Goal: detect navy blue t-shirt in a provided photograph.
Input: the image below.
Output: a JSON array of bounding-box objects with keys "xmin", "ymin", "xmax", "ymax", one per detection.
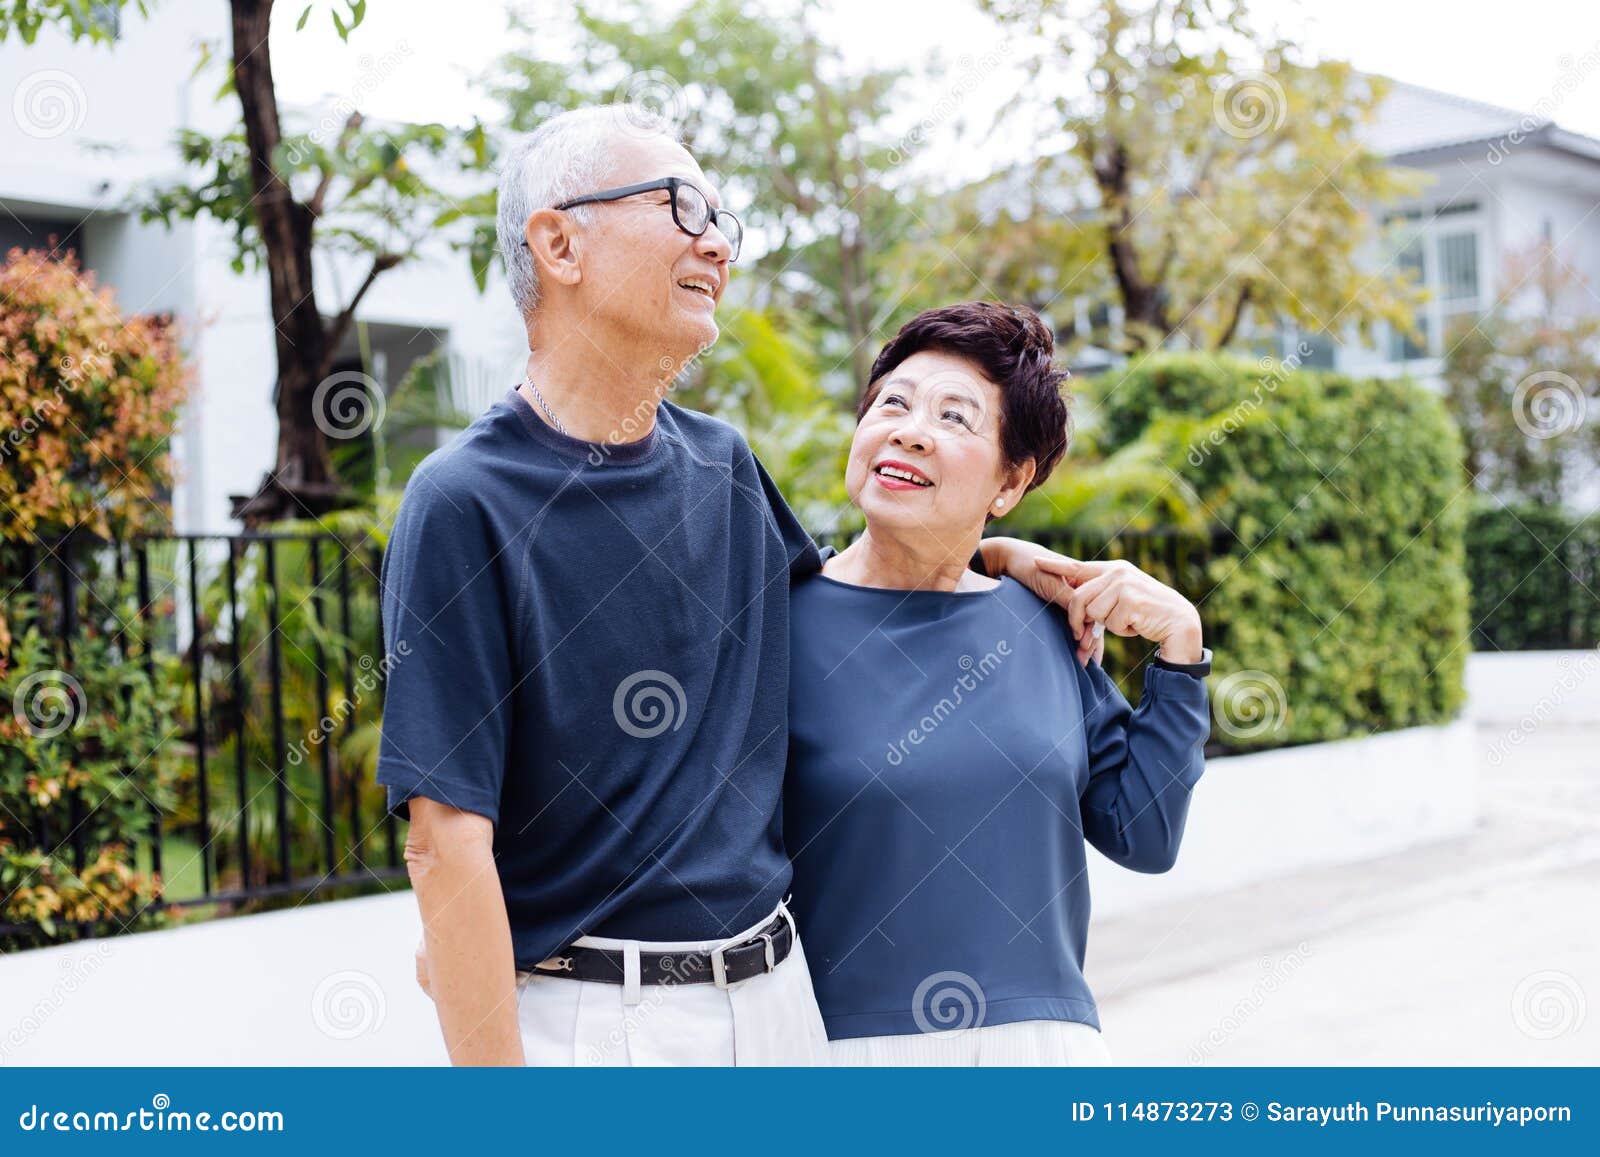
[
  {"xmin": 376, "ymin": 389, "xmax": 819, "ymax": 970},
  {"xmin": 784, "ymin": 564, "xmax": 1209, "ymax": 1040}
]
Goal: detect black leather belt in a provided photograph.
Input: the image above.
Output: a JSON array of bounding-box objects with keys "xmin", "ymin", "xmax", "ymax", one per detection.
[{"xmin": 531, "ymin": 910, "xmax": 795, "ymax": 988}]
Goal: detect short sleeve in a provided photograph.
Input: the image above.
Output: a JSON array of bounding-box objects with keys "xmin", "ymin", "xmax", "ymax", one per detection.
[
  {"xmin": 751, "ymin": 451, "xmax": 822, "ymax": 578},
  {"xmin": 375, "ymin": 466, "xmax": 518, "ymax": 825}
]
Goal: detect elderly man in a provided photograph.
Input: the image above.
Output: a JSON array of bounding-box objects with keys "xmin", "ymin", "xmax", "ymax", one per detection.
[{"xmin": 376, "ymin": 105, "xmax": 829, "ymax": 1066}]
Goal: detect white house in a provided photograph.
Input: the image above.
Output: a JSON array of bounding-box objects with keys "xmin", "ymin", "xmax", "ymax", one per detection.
[
  {"xmin": 1311, "ymin": 79, "xmax": 1600, "ymax": 381},
  {"xmin": 0, "ymin": 2, "xmax": 527, "ymax": 534},
  {"xmin": 4, "ymin": 7, "xmax": 1597, "ymax": 532}
]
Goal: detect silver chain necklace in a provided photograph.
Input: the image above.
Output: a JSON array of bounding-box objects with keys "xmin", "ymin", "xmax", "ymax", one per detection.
[{"xmin": 523, "ymin": 377, "xmax": 566, "ymax": 435}]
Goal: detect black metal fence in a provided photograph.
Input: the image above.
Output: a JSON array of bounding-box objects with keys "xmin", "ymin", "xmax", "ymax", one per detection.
[
  {"xmin": 2, "ymin": 525, "xmax": 1210, "ymax": 945},
  {"xmin": 0, "ymin": 531, "xmax": 405, "ymax": 941}
]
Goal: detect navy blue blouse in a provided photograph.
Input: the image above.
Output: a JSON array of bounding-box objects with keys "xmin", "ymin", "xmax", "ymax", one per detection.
[{"xmin": 784, "ymin": 563, "xmax": 1210, "ymax": 1040}]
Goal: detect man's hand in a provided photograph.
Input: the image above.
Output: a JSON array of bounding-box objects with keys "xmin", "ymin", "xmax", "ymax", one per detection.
[{"xmin": 980, "ymin": 537, "xmax": 1201, "ymax": 666}]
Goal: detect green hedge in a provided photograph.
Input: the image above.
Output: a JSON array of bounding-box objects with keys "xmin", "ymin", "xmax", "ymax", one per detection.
[
  {"xmin": 1467, "ymin": 503, "xmax": 1600, "ymax": 651},
  {"xmin": 1082, "ymin": 354, "xmax": 1470, "ymax": 751}
]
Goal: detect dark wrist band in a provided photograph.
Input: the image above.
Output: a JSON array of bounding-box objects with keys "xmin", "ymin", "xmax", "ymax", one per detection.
[{"xmin": 1153, "ymin": 646, "xmax": 1212, "ymax": 677}]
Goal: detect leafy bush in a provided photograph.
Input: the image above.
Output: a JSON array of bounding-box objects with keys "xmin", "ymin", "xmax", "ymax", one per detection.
[
  {"xmin": 1035, "ymin": 353, "xmax": 1471, "ymax": 751},
  {"xmin": 1466, "ymin": 502, "xmax": 1600, "ymax": 651},
  {"xmin": 0, "ymin": 246, "xmax": 190, "ymax": 947},
  {"xmin": 0, "ymin": 247, "xmax": 188, "ymax": 541},
  {"xmin": 0, "ymin": 584, "xmax": 183, "ymax": 947}
]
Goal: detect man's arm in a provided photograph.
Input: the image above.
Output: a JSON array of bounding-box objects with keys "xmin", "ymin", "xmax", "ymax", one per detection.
[{"xmin": 405, "ymin": 797, "xmax": 524, "ymax": 1066}]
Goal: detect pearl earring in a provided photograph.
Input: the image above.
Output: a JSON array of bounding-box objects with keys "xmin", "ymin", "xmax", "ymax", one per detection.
[{"xmin": 993, "ymin": 498, "xmax": 1005, "ymax": 509}]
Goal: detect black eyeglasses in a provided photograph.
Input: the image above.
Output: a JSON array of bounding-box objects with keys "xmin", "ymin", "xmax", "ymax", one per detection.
[{"xmin": 540, "ymin": 177, "xmax": 743, "ymax": 262}]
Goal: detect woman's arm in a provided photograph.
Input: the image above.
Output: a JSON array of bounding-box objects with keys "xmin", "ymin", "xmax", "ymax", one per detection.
[{"xmin": 1075, "ymin": 651, "xmax": 1211, "ymax": 874}]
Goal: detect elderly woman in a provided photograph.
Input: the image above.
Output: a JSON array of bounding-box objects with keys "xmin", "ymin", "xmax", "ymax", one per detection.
[{"xmin": 784, "ymin": 301, "xmax": 1212, "ymax": 1066}]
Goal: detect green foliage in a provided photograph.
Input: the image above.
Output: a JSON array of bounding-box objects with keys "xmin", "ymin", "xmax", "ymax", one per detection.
[
  {"xmin": 0, "ymin": 0, "xmax": 144, "ymax": 44},
  {"xmin": 0, "ymin": 582, "xmax": 182, "ymax": 948},
  {"xmin": 0, "ymin": 248, "xmax": 189, "ymax": 543},
  {"xmin": 925, "ymin": 0, "xmax": 1426, "ymax": 353},
  {"xmin": 1466, "ymin": 503, "xmax": 1600, "ymax": 651},
  {"xmin": 1086, "ymin": 353, "xmax": 1470, "ymax": 750},
  {"xmin": 488, "ymin": 0, "xmax": 922, "ymax": 392}
]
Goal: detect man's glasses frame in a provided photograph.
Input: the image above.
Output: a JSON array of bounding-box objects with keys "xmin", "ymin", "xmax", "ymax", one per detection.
[{"xmin": 522, "ymin": 176, "xmax": 743, "ymax": 262}]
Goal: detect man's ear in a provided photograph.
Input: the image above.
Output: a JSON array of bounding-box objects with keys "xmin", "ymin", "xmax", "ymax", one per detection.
[{"xmin": 524, "ymin": 207, "xmax": 583, "ymax": 289}]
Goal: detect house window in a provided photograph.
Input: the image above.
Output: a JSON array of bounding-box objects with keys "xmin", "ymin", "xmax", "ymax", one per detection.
[
  {"xmin": 1389, "ymin": 239, "xmax": 1430, "ymax": 362},
  {"xmin": 1384, "ymin": 204, "xmax": 1484, "ymax": 364}
]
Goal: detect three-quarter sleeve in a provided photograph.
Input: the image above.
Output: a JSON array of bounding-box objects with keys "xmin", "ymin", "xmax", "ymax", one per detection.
[{"xmin": 1076, "ymin": 657, "xmax": 1210, "ymax": 873}]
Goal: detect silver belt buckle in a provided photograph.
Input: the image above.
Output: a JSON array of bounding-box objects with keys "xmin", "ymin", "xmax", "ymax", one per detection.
[{"xmin": 710, "ymin": 942, "xmax": 731, "ymax": 988}]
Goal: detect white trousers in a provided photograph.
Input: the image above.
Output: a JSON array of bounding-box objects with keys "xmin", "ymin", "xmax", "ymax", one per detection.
[
  {"xmin": 828, "ymin": 1018, "xmax": 1113, "ymax": 1066},
  {"xmin": 514, "ymin": 901, "xmax": 831, "ymax": 1065}
]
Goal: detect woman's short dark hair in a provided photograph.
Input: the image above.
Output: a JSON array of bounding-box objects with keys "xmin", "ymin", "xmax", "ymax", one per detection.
[{"xmin": 859, "ymin": 301, "xmax": 1071, "ymax": 491}]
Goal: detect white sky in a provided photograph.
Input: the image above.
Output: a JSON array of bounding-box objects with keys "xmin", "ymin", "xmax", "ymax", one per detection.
[{"xmin": 269, "ymin": 0, "xmax": 1600, "ymax": 171}]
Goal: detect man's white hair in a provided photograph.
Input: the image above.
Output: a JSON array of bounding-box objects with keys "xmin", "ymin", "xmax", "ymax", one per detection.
[{"xmin": 496, "ymin": 105, "xmax": 683, "ymax": 318}]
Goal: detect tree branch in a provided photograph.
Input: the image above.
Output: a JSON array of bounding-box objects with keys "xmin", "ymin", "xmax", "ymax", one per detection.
[
  {"xmin": 322, "ymin": 252, "xmax": 404, "ymax": 364},
  {"xmin": 307, "ymin": 112, "xmax": 365, "ymax": 219},
  {"xmin": 1213, "ymin": 280, "xmax": 1254, "ymax": 349}
]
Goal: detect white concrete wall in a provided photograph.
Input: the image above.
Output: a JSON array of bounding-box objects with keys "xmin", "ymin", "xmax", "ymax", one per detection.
[
  {"xmin": 1465, "ymin": 648, "xmax": 1600, "ymax": 729},
  {"xmin": 0, "ymin": 892, "xmax": 444, "ymax": 1067},
  {"xmin": 1087, "ymin": 717, "xmax": 1480, "ymax": 919}
]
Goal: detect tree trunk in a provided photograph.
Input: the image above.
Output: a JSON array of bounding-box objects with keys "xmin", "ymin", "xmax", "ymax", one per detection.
[
  {"xmin": 227, "ymin": 0, "xmax": 346, "ymax": 526},
  {"xmin": 1094, "ymin": 139, "xmax": 1170, "ymax": 349}
]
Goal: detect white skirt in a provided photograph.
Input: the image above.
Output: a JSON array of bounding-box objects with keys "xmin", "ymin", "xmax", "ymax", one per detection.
[
  {"xmin": 828, "ymin": 1018, "xmax": 1112, "ymax": 1066},
  {"xmin": 513, "ymin": 900, "xmax": 831, "ymax": 1066}
]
